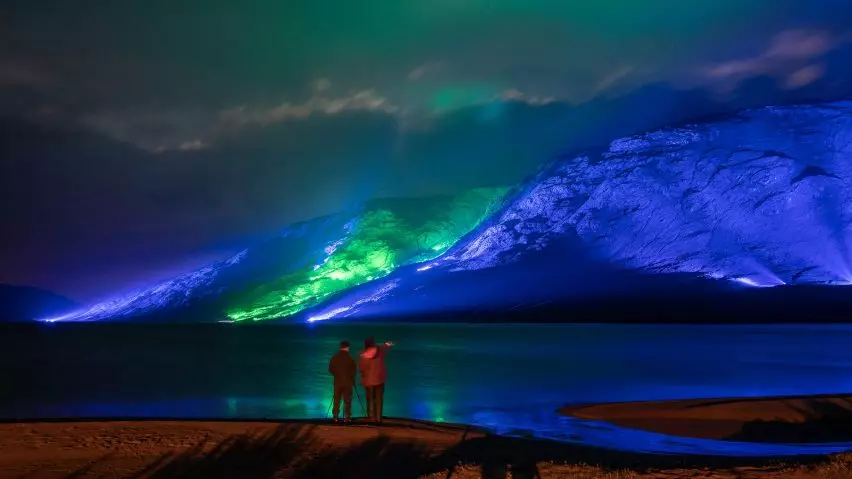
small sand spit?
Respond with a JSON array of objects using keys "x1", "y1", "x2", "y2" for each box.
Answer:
[{"x1": 561, "y1": 394, "x2": 852, "y2": 443}]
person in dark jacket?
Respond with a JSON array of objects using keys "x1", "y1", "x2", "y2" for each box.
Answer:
[
  {"x1": 328, "y1": 340, "x2": 356, "y2": 423},
  {"x1": 359, "y1": 336, "x2": 393, "y2": 423}
]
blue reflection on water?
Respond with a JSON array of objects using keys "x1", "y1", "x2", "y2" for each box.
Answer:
[{"x1": 5, "y1": 323, "x2": 852, "y2": 457}]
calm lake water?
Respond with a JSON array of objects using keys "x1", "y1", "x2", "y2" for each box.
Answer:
[{"x1": 4, "y1": 322, "x2": 852, "y2": 456}]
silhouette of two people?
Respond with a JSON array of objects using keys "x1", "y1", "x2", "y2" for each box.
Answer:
[{"x1": 328, "y1": 336, "x2": 393, "y2": 424}]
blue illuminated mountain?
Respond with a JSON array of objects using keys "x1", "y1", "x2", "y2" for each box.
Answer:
[
  {"x1": 46, "y1": 99, "x2": 852, "y2": 323},
  {"x1": 41, "y1": 188, "x2": 510, "y2": 322},
  {"x1": 309, "y1": 99, "x2": 852, "y2": 322}
]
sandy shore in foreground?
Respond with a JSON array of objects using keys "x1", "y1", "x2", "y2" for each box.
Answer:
[
  {"x1": 560, "y1": 394, "x2": 852, "y2": 443},
  {"x1": 2, "y1": 414, "x2": 852, "y2": 479}
]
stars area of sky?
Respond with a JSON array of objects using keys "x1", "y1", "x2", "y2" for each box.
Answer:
[{"x1": 3, "y1": 0, "x2": 852, "y2": 300}]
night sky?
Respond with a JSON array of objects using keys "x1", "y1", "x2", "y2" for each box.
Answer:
[{"x1": 3, "y1": 0, "x2": 852, "y2": 301}]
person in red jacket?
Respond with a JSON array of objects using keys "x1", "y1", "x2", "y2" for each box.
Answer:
[{"x1": 359, "y1": 336, "x2": 393, "y2": 423}]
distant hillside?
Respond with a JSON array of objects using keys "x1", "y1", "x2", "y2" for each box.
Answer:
[
  {"x1": 38, "y1": 99, "x2": 852, "y2": 323},
  {"x1": 304, "y1": 99, "x2": 852, "y2": 323},
  {"x1": 45, "y1": 187, "x2": 510, "y2": 322},
  {"x1": 0, "y1": 285, "x2": 78, "y2": 322}
]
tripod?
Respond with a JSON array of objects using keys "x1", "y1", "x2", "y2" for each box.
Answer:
[
  {"x1": 325, "y1": 385, "x2": 367, "y2": 420},
  {"x1": 354, "y1": 385, "x2": 366, "y2": 417}
]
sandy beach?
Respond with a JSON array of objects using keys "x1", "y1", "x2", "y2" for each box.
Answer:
[
  {"x1": 560, "y1": 394, "x2": 852, "y2": 443},
  {"x1": 3, "y1": 404, "x2": 852, "y2": 479}
]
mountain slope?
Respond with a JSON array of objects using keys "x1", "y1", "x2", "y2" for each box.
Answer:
[
  {"x1": 304, "y1": 100, "x2": 852, "y2": 322},
  {"x1": 443, "y1": 101, "x2": 852, "y2": 284},
  {"x1": 46, "y1": 99, "x2": 852, "y2": 323},
  {"x1": 43, "y1": 187, "x2": 508, "y2": 322}
]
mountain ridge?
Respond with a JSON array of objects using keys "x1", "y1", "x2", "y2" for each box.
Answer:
[{"x1": 40, "y1": 98, "x2": 852, "y2": 323}]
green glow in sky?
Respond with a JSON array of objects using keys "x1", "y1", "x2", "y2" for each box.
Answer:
[{"x1": 227, "y1": 187, "x2": 508, "y2": 321}]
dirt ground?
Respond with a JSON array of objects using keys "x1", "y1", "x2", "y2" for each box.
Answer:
[{"x1": 2, "y1": 418, "x2": 852, "y2": 479}]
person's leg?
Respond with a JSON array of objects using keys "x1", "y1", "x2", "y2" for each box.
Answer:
[
  {"x1": 375, "y1": 383, "x2": 384, "y2": 423},
  {"x1": 332, "y1": 385, "x2": 342, "y2": 420},
  {"x1": 366, "y1": 386, "x2": 377, "y2": 421},
  {"x1": 363, "y1": 386, "x2": 370, "y2": 419},
  {"x1": 343, "y1": 386, "x2": 353, "y2": 421}
]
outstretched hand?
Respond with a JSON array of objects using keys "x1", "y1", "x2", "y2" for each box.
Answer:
[{"x1": 384, "y1": 341, "x2": 394, "y2": 347}]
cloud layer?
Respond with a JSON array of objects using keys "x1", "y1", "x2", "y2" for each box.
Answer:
[{"x1": 80, "y1": 28, "x2": 849, "y2": 154}]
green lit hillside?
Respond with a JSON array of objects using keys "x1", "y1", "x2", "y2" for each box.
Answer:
[{"x1": 226, "y1": 187, "x2": 508, "y2": 321}]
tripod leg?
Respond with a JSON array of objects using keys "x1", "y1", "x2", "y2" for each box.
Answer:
[
  {"x1": 325, "y1": 395, "x2": 333, "y2": 419},
  {"x1": 354, "y1": 385, "x2": 366, "y2": 418}
]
